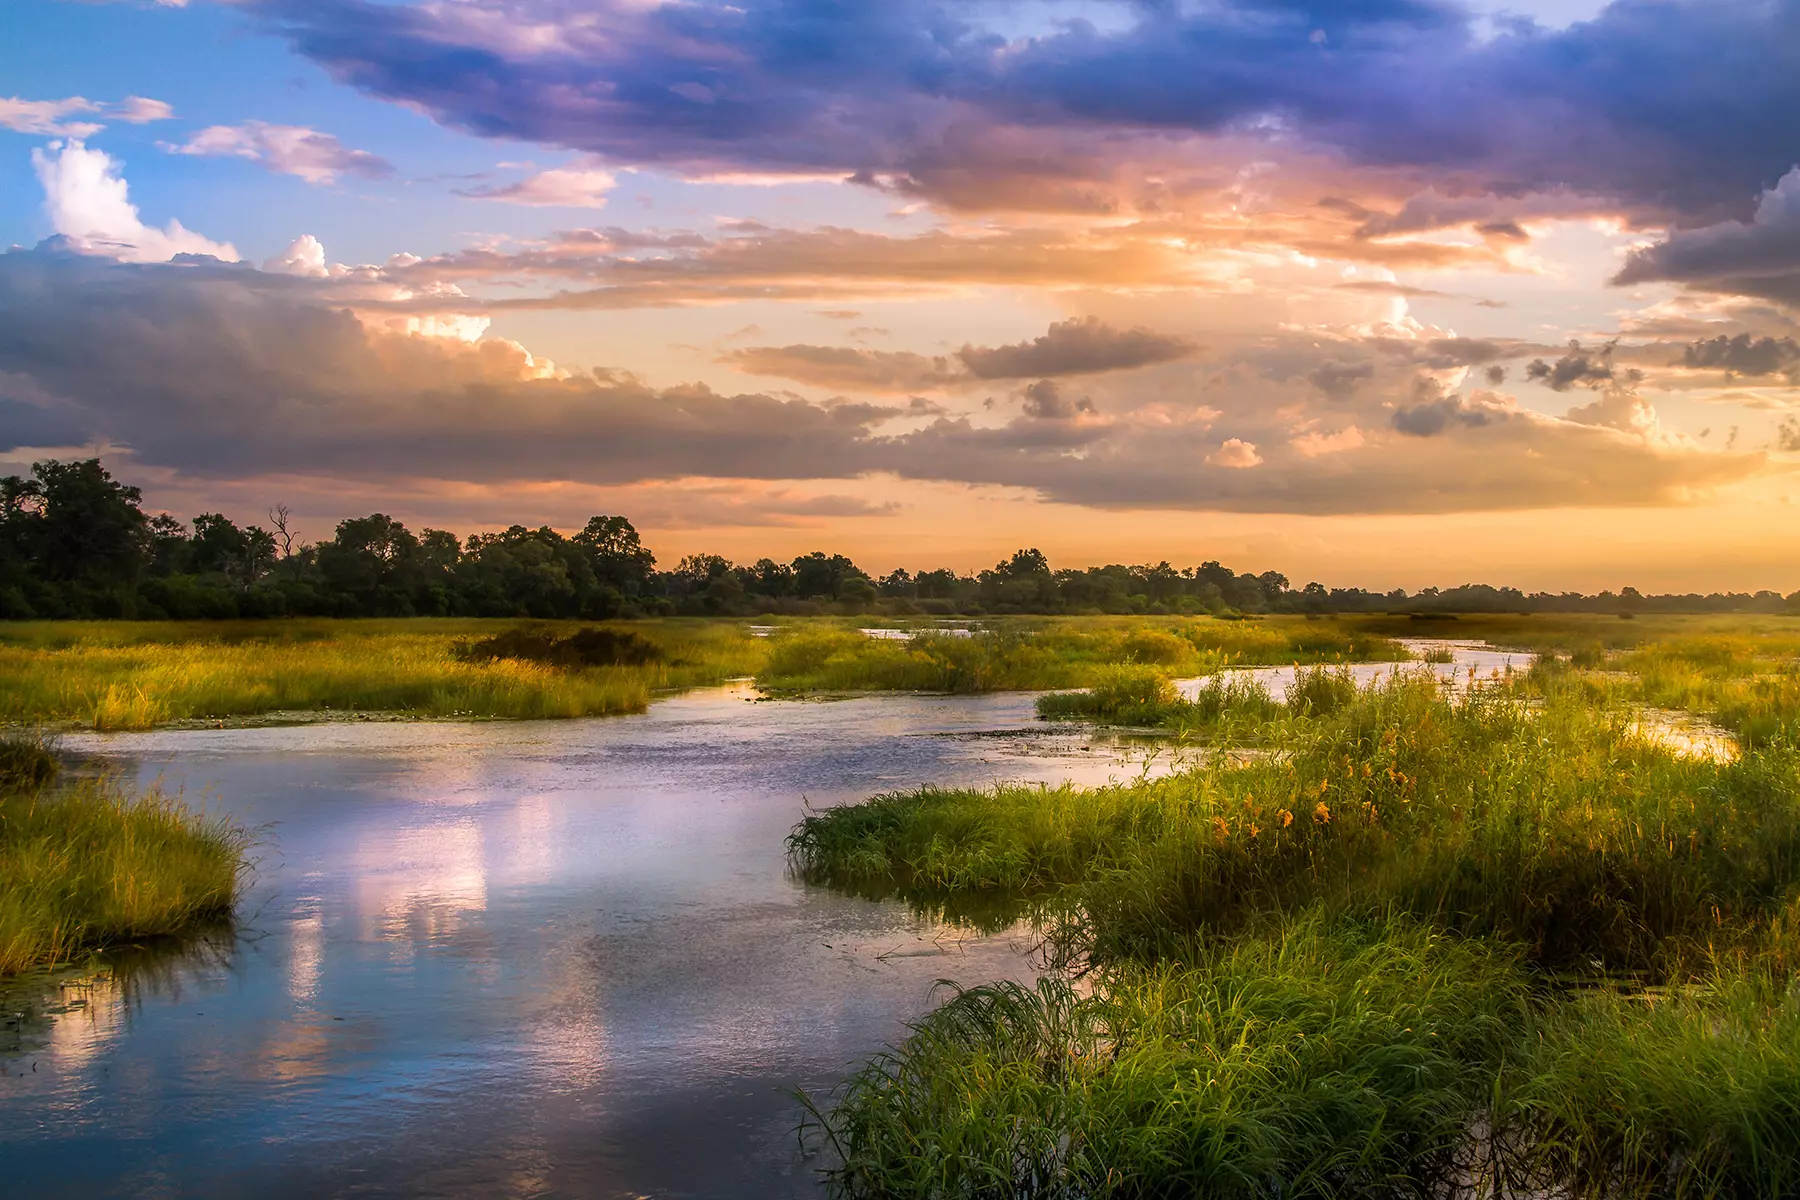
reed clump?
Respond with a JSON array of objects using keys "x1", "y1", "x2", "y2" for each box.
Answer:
[{"x1": 0, "y1": 736, "x2": 242, "y2": 974}]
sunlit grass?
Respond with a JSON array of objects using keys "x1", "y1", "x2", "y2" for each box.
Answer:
[
  {"x1": 756, "y1": 616, "x2": 1409, "y2": 695},
  {"x1": 0, "y1": 618, "x2": 768, "y2": 729},
  {"x1": 0, "y1": 737, "x2": 242, "y2": 974},
  {"x1": 795, "y1": 658, "x2": 1800, "y2": 1193}
]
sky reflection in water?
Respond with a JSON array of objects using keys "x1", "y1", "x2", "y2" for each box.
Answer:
[{"x1": 0, "y1": 685, "x2": 1180, "y2": 1199}]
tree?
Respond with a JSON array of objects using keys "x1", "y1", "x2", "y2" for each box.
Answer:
[{"x1": 574, "y1": 515, "x2": 655, "y2": 594}]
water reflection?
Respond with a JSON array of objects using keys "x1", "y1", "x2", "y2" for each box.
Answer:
[
  {"x1": 1175, "y1": 637, "x2": 1534, "y2": 702},
  {"x1": 2, "y1": 685, "x2": 1171, "y2": 1199}
]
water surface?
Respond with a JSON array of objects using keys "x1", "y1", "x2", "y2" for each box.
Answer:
[{"x1": 0, "y1": 686, "x2": 1173, "y2": 1199}]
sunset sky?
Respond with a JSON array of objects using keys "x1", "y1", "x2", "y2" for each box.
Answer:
[{"x1": 3, "y1": 0, "x2": 1799, "y2": 591}]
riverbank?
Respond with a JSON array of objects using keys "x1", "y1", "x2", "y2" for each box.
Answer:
[
  {"x1": 0, "y1": 738, "x2": 242, "y2": 974},
  {"x1": 792, "y1": 661, "x2": 1800, "y2": 1195},
  {"x1": 0, "y1": 618, "x2": 771, "y2": 730},
  {"x1": 5, "y1": 613, "x2": 1794, "y2": 734},
  {"x1": 0, "y1": 614, "x2": 1405, "y2": 730}
]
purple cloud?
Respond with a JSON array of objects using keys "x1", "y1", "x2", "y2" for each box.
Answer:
[{"x1": 245, "y1": 0, "x2": 1800, "y2": 221}]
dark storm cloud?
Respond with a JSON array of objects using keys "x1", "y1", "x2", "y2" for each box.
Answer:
[
  {"x1": 1615, "y1": 169, "x2": 1800, "y2": 303},
  {"x1": 1682, "y1": 334, "x2": 1800, "y2": 380},
  {"x1": 248, "y1": 0, "x2": 1800, "y2": 221}
]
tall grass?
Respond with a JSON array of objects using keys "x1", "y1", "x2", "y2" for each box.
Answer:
[
  {"x1": 756, "y1": 617, "x2": 1408, "y2": 695},
  {"x1": 0, "y1": 618, "x2": 767, "y2": 729},
  {"x1": 804, "y1": 675, "x2": 1800, "y2": 972},
  {"x1": 796, "y1": 662, "x2": 1800, "y2": 1194},
  {"x1": 810, "y1": 913, "x2": 1529, "y2": 1199},
  {"x1": 0, "y1": 736, "x2": 242, "y2": 974}
]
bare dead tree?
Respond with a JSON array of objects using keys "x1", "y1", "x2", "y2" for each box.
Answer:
[{"x1": 269, "y1": 503, "x2": 297, "y2": 559}]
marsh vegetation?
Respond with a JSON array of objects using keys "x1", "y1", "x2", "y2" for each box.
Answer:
[
  {"x1": 791, "y1": 637, "x2": 1800, "y2": 1196},
  {"x1": 0, "y1": 736, "x2": 241, "y2": 975}
]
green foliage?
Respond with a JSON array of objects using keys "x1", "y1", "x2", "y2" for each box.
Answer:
[{"x1": 0, "y1": 766, "x2": 241, "y2": 974}]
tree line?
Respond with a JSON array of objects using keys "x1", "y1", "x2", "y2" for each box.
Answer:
[{"x1": 2, "y1": 459, "x2": 1795, "y2": 620}]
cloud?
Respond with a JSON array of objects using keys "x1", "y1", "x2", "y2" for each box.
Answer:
[
  {"x1": 1291, "y1": 426, "x2": 1366, "y2": 457},
  {"x1": 245, "y1": 0, "x2": 1800, "y2": 221},
  {"x1": 2, "y1": 95, "x2": 175, "y2": 138},
  {"x1": 1392, "y1": 389, "x2": 1512, "y2": 437},
  {"x1": 725, "y1": 318, "x2": 1196, "y2": 392},
  {"x1": 1, "y1": 97, "x2": 105, "y2": 138},
  {"x1": 722, "y1": 345, "x2": 962, "y2": 393},
  {"x1": 167, "y1": 121, "x2": 394, "y2": 185},
  {"x1": 30, "y1": 141, "x2": 237, "y2": 263},
  {"x1": 456, "y1": 161, "x2": 617, "y2": 207},
  {"x1": 114, "y1": 96, "x2": 175, "y2": 124},
  {"x1": 958, "y1": 317, "x2": 1196, "y2": 379},
  {"x1": 1615, "y1": 168, "x2": 1800, "y2": 305},
  {"x1": 0, "y1": 247, "x2": 1771, "y2": 517},
  {"x1": 1208, "y1": 438, "x2": 1263, "y2": 469},
  {"x1": 1683, "y1": 334, "x2": 1800, "y2": 381},
  {"x1": 1019, "y1": 379, "x2": 1095, "y2": 420},
  {"x1": 1526, "y1": 341, "x2": 1636, "y2": 393}
]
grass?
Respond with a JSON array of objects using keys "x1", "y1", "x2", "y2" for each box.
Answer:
[
  {"x1": 756, "y1": 617, "x2": 1408, "y2": 695},
  {"x1": 810, "y1": 913, "x2": 1529, "y2": 1199},
  {"x1": 0, "y1": 736, "x2": 243, "y2": 975},
  {"x1": 0, "y1": 618, "x2": 768, "y2": 729},
  {"x1": 793, "y1": 649, "x2": 1800, "y2": 1195}
]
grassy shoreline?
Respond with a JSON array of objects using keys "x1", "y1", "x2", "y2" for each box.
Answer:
[
  {"x1": 0, "y1": 738, "x2": 242, "y2": 975},
  {"x1": 0, "y1": 618, "x2": 771, "y2": 730},
  {"x1": 792, "y1": 657, "x2": 1800, "y2": 1195},
  {"x1": 4, "y1": 612, "x2": 1796, "y2": 734}
]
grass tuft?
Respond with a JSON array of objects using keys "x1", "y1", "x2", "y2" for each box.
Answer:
[{"x1": 0, "y1": 737, "x2": 243, "y2": 974}]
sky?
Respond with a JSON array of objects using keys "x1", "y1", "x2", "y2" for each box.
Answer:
[{"x1": 2, "y1": 0, "x2": 1799, "y2": 592}]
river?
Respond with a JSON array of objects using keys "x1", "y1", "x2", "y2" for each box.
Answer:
[{"x1": 0, "y1": 685, "x2": 1178, "y2": 1199}]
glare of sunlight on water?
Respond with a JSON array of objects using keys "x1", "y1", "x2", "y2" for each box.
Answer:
[{"x1": 1629, "y1": 710, "x2": 1739, "y2": 763}]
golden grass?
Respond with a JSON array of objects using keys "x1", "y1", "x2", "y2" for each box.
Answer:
[{"x1": 0, "y1": 618, "x2": 768, "y2": 730}]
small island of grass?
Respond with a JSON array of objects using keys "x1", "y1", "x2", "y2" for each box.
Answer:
[{"x1": 0, "y1": 736, "x2": 242, "y2": 975}]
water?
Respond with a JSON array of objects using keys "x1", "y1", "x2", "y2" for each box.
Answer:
[
  {"x1": 1175, "y1": 638, "x2": 1534, "y2": 701},
  {"x1": 0, "y1": 685, "x2": 1178, "y2": 1199}
]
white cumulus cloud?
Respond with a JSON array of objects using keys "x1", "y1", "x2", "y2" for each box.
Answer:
[
  {"x1": 1208, "y1": 437, "x2": 1263, "y2": 468},
  {"x1": 31, "y1": 140, "x2": 237, "y2": 263}
]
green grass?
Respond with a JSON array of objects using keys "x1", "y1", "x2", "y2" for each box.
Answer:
[
  {"x1": 755, "y1": 617, "x2": 1408, "y2": 695},
  {"x1": 0, "y1": 737, "x2": 243, "y2": 974},
  {"x1": 794, "y1": 655, "x2": 1800, "y2": 1195},
  {"x1": 809, "y1": 913, "x2": 1529, "y2": 1199},
  {"x1": 0, "y1": 618, "x2": 768, "y2": 729}
]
